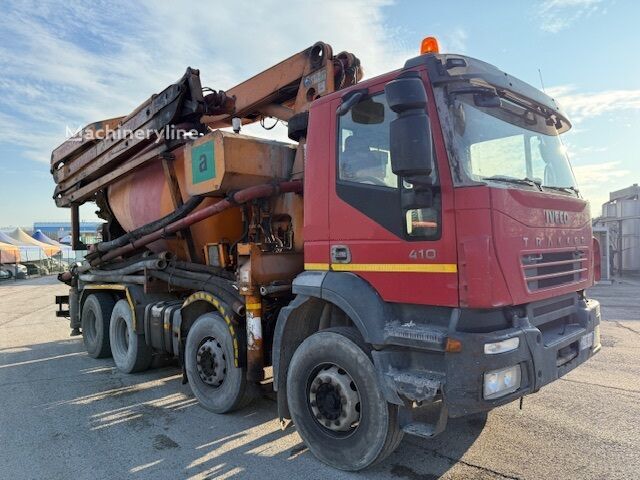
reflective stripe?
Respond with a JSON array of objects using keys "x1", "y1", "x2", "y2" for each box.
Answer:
[
  {"x1": 182, "y1": 291, "x2": 239, "y2": 367},
  {"x1": 305, "y1": 263, "x2": 457, "y2": 273},
  {"x1": 304, "y1": 263, "x2": 330, "y2": 270},
  {"x1": 333, "y1": 263, "x2": 457, "y2": 273},
  {"x1": 83, "y1": 284, "x2": 137, "y2": 329}
]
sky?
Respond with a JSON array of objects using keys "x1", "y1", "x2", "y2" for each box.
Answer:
[{"x1": 0, "y1": 0, "x2": 637, "y2": 227}]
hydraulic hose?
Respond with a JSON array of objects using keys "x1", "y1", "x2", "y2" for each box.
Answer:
[
  {"x1": 99, "y1": 252, "x2": 159, "y2": 271},
  {"x1": 79, "y1": 274, "x2": 145, "y2": 284},
  {"x1": 76, "y1": 251, "x2": 170, "y2": 274},
  {"x1": 90, "y1": 180, "x2": 302, "y2": 266},
  {"x1": 164, "y1": 266, "x2": 240, "y2": 300},
  {"x1": 87, "y1": 258, "x2": 167, "y2": 277},
  {"x1": 170, "y1": 260, "x2": 235, "y2": 280},
  {"x1": 94, "y1": 195, "x2": 204, "y2": 253}
]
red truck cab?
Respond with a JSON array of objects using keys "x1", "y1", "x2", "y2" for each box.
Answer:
[{"x1": 276, "y1": 50, "x2": 601, "y2": 443}]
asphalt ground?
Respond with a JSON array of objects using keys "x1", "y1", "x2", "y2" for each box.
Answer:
[{"x1": 0, "y1": 276, "x2": 638, "y2": 479}]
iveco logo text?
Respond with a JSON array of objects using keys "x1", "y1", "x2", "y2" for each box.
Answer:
[{"x1": 544, "y1": 210, "x2": 569, "y2": 224}]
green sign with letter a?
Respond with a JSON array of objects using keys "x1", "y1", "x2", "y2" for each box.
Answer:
[{"x1": 191, "y1": 140, "x2": 215, "y2": 184}]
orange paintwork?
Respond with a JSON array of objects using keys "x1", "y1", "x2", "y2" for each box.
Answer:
[{"x1": 108, "y1": 148, "x2": 243, "y2": 259}]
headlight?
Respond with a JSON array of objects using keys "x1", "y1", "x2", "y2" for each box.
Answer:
[
  {"x1": 483, "y1": 365, "x2": 521, "y2": 400},
  {"x1": 484, "y1": 337, "x2": 520, "y2": 355}
]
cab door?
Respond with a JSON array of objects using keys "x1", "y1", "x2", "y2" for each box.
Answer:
[{"x1": 326, "y1": 77, "x2": 458, "y2": 307}]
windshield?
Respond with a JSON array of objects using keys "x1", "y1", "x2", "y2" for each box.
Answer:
[{"x1": 438, "y1": 89, "x2": 578, "y2": 194}]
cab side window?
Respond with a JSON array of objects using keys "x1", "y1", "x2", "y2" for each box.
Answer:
[
  {"x1": 336, "y1": 91, "x2": 441, "y2": 240},
  {"x1": 338, "y1": 96, "x2": 398, "y2": 189}
]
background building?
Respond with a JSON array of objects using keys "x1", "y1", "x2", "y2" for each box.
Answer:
[
  {"x1": 593, "y1": 184, "x2": 640, "y2": 277},
  {"x1": 32, "y1": 221, "x2": 103, "y2": 245}
]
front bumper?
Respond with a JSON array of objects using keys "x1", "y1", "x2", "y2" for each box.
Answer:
[
  {"x1": 444, "y1": 296, "x2": 601, "y2": 417},
  {"x1": 373, "y1": 294, "x2": 601, "y2": 430}
]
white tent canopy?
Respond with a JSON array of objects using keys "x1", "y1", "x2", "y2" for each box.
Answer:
[
  {"x1": 0, "y1": 231, "x2": 48, "y2": 261},
  {"x1": 8, "y1": 228, "x2": 60, "y2": 256}
]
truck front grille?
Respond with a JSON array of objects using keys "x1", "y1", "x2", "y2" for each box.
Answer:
[{"x1": 521, "y1": 249, "x2": 587, "y2": 292}]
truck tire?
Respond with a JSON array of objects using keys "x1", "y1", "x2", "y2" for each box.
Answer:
[
  {"x1": 109, "y1": 299, "x2": 152, "y2": 373},
  {"x1": 185, "y1": 312, "x2": 257, "y2": 413},
  {"x1": 286, "y1": 327, "x2": 403, "y2": 471},
  {"x1": 81, "y1": 293, "x2": 116, "y2": 358}
]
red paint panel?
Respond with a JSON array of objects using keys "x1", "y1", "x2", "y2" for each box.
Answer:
[
  {"x1": 454, "y1": 196, "x2": 512, "y2": 308},
  {"x1": 490, "y1": 190, "x2": 593, "y2": 305},
  {"x1": 304, "y1": 101, "x2": 331, "y2": 265},
  {"x1": 454, "y1": 185, "x2": 593, "y2": 308},
  {"x1": 453, "y1": 185, "x2": 491, "y2": 211},
  {"x1": 337, "y1": 240, "x2": 458, "y2": 306},
  {"x1": 490, "y1": 188, "x2": 591, "y2": 229},
  {"x1": 304, "y1": 241, "x2": 331, "y2": 266},
  {"x1": 324, "y1": 74, "x2": 459, "y2": 307}
]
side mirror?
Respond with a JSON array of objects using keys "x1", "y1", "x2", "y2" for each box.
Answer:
[{"x1": 385, "y1": 72, "x2": 433, "y2": 177}]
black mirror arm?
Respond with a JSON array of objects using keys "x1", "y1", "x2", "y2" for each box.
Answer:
[
  {"x1": 401, "y1": 187, "x2": 433, "y2": 210},
  {"x1": 405, "y1": 174, "x2": 433, "y2": 190},
  {"x1": 337, "y1": 89, "x2": 367, "y2": 116}
]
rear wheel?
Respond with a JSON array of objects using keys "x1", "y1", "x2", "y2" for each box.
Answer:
[
  {"x1": 287, "y1": 327, "x2": 403, "y2": 471},
  {"x1": 109, "y1": 299, "x2": 152, "y2": 373},
  {"x1": 81, "y1": 293, "x2": 115, "y2": 358},
  {"x1": 185, "y1": 313, "x2": 258, "y2": 413}
]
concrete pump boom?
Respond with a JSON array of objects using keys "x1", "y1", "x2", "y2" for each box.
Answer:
[{"x1": 50, "y1": 41, "x2": 361, "y2": 212}]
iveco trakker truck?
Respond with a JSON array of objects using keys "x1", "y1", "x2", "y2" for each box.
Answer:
[{"x1": 51, "y1": 37, "x2": 601, "y2": 470}]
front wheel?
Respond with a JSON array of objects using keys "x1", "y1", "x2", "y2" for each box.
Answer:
[
  {"x1": 287, "y1": 328, "x2": 403, "y2": 471},
  {"x1": 185, "y1": 313, "x2": 258, "y2": 413}
]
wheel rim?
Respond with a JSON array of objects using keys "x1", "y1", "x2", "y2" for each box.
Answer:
[
  {"x1": 196, "y1": 338, "x2": 226, "y2": 387},
  {"x1": 84, "y1": 310, "x2": 97, "y2": 345},
  {"x1": 113, "y1": 316, "x2": 128, "y2": 358},
  {"x1": 308, "y1": 364, "x2": 361, "y2": 435}
]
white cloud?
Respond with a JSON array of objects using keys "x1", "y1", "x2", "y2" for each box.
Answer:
[
  {"x1": 572, "y1": 161, "x2": 631, "y2": 212},
  {"x1": 537, "y1": 0, "x2": 604, "y2": 33},
  {"x1": 573, "y1": 161, "x2": 630, "y2": 187},
  {"x1": 0, "y1": 0, "x2": 412, "y2": 164},
  {"x1": 440, "y1": 27, "x2": 468, "y2": 53},
  {"x1": 547, "y1": 84, "x2": 640, "y2": 123},
  {"x1": 547, "y1": 84, "x2": 639, "y2": 210}
]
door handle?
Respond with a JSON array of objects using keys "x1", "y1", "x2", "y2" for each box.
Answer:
[{"x1": 331, "y1": 245, "x2": 351, "y2": 264}]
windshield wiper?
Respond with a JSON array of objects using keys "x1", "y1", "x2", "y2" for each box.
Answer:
[
  {"x1": 483, "y1": 175, "x2": 543, "y2": 190},
  {"x1": 542, "y1": 185, "x2": 580, "y2": 195}
]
